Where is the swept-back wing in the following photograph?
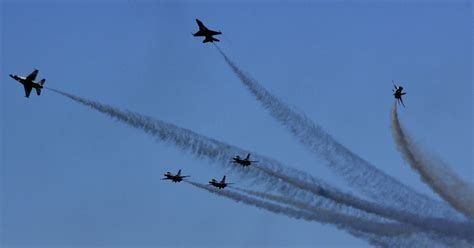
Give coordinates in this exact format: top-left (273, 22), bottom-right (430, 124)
top-left (399, 98), bottom-right (405, 107)
top-left (24, 85), bottom-right (32, 98)
top-left (26, 69), bottom-right (38, 81)
top-left (196, 19), bottom-right (206, 30)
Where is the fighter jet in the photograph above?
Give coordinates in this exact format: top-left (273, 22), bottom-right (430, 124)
top-left (392, 80), bottom-right (407, 107)
top-left (162, 169), bottom-right (190, 183)
top-left (9, 69), bottom-right (46, 98)
top-left (209, 175), bottom-right (232, 189)
top-left (192, 19), bottom-right (222, 43)
top-left (231, 153), bottom-right (258, 167)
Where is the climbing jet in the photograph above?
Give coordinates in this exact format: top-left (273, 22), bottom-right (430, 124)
top-left (162, 169), bottom-right (190, 183)
top-left (231, 153), bottom-right (258, 167)
top-left (209, 176), bottom-right (232, 189)
top-left (9, 69), bottom-right (46, 98)
top-left (192, 19), bottom-right (222, 43)
top-left (392, 80), bottom-right (407, 107)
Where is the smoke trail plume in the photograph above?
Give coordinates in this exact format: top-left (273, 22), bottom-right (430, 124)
top-left (391, 104), bottom-right (474, 219)
top-left (192, 182), bottom-right (470, 248)
top-left (233, 177), bottom-right (474, 243)
top-left (213, 44), bottom-right (462, 220)
top-left (187, 181), bottom-right (414, 237)
top-left (48, 88), bottom-right (473, 242)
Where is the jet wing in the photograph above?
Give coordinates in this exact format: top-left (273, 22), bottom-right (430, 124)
top-left (193, 30), bottom-right (205, 36)
top-left (26, 69), bottom-right (38, 81)
top-left (195, 19), bottom-right (206, 30)
top-left (24, 85), bottom-right (32, 98)
top-left (399, 98), bottom-right (405, 107)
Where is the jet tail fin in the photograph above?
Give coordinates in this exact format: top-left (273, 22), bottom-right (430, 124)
top-left (222, 176), bottom-right (226, 183)
top-left (39, 79), bottom-right (46, 86)
top-left (177, 169), bottom-right (181, 176)
top-left (35, 88), bottom-right (42, 96)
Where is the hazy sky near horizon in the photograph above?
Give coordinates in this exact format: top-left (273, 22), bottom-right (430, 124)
top-left (1, 1), bottom-right (472, 247)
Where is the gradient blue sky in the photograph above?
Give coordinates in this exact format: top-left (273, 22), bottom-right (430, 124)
top-left (1, 1), bottom-right (472, 247)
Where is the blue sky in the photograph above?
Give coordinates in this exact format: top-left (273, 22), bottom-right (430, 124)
top-left (1, 1), bottom-right (472, 247)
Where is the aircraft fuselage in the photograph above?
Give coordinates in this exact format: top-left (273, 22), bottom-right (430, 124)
top-left (209, 181), bottom-right (226, 189)
top-left (234, 159), bottom-right (251, 166)
top-left (163, 174), bottom-right (184, 183)
top-left (9, 74), bottom-right (43, 90)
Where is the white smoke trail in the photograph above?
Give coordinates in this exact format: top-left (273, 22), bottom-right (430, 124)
top-left (186, 182), bottom-right (414, 238)
top-left (191, 182), bottom-right (469, 248)
top-left (255, 165), bottom-right (474, 242)
top-left (213, 44), bottom-right (462, 221)
top-left (47, 88), bottom-right (473, 242)
top-left (390, 104), bottom-right (474, 219)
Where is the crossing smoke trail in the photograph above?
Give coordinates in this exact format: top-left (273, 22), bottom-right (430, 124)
top-left (45, 88), bottom-right (368, 215)
top-left (256, 164), bottom-right (474, 242)
top-left (213, 44), bottom-right (462, 221)
top-left (390, 104), bottom-right (474, 219)
top-left (231, 187), bottom-right (472, 248)
top-left (47, 88), bottom-right (473, 242)
top-left (186, 181), bottom-right (418, 246)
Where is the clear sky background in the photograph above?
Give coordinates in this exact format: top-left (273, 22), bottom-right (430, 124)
top-left (1, 1), bottom-right (472, 247)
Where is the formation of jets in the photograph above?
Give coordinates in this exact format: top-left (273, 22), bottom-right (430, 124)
top-left (161, 170), bottom-right (232, 189)
top-left (9, 19), bottom-right (409, 191)
top-left (161, 154), bottom-right (243, 189)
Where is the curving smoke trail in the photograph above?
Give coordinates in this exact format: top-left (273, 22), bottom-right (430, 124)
top-left (213, 44), bottom-right (462, 221)
top-left (47, 88), bottom-right (473, 242)
top-left (390, 104), bottom-right (474, 219)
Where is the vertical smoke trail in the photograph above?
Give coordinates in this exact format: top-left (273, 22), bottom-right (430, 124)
top-left (47, 88), bottom-right (473, 242)
top-left (213, 44), bottom-right (461, 220)
top-left (390, 104), bottom-right (474, 219)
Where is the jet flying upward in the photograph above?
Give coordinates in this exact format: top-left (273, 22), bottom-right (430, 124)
top-left (162, 169), bottom-right (190, 183)
top-left (209, 176), bottom-right (232, 189)
top-left (392, 80), bottom-right (407, 107)
top-left (192, 19), bottom-right (222, 43)
top-left (231, 153), bottom-right (258, 167)
top-left (9, 69), bottom-right (46, 98)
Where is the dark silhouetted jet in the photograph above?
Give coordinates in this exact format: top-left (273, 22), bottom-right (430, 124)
top-left (209, 175), bottom-right (232, 189)
top-left (231, 153), bottom-right (258, 167)
top-left (162, 169), bottom-right (190, 183)
top-left (193, 19), bottom-right (221, 43)
top-left (392, 80), bottom-right (407, 107)
top-left (9, 69), bottom-right (46, 98)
